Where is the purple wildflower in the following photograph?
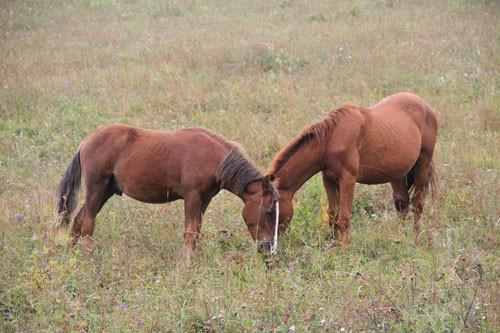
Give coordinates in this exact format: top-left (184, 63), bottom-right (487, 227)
top-left (119, 303), bottom-right (127, 311)
top-left (15, 214), bottom-right (22, 222)
top-left (4, 310), bottom-right (13, 319)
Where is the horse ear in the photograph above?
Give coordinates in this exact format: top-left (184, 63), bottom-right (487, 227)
top-left (269, 178), bottom-right (280, 201)
top-left (261, 174), bottom-right (276, 195)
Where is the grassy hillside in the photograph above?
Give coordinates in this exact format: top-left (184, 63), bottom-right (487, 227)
top-left (0, 0), bottom-right (498, 331)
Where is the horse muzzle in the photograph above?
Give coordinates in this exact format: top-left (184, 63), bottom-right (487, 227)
top-left (257, 240), bottom-right (275, 255)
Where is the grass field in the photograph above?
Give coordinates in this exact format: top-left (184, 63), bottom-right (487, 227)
top-left (1, 0), bottom-right (499, 331)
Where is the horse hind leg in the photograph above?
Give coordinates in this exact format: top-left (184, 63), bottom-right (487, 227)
top-left (410, 154), bottom-right (434, 243)
top-left (71, 176), bottom-right (116, 249)
top-left (390, 179), bottom-right (410, 220)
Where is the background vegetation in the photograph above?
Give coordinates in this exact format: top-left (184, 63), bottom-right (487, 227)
top-left (0, 0), bottom-right (498, 331)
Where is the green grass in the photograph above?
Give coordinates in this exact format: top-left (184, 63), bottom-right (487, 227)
top-left (1, 0), bottom-right (499, 331)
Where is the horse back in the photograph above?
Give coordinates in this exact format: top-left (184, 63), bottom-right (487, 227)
top-left (78, 124), bottom-right (228, 203)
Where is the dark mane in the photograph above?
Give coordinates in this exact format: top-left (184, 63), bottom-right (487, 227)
top-left (182, 127), bottom-right (262, 194)
top-left (216, 149), bottom-right (263, 195)
top-left (269, 105), bottom-right (352, 174)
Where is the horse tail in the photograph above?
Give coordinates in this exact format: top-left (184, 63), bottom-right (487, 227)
top-left (428, 160), bottom-right (438, 198)
top-left (405, 168), bottom-right (415, 200)
top-left (406, 159), bottom-right (438, 199)
top-left (56, 149), bottom-right (82, 228)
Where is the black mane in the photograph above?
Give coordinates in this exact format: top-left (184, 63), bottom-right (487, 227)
top-left (217, 149), bottom-right (262, 195)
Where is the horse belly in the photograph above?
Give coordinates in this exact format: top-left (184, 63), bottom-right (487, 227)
top-left (357, 130), bottom-right (421, 184)
top-left (117, 174), bottom-right (182, 203)
top-left (113, 157), bottom-right (183, 204)
top-left (357, 157), bottom-right (417, 184)
top-left (124, 185), bottom-right (181, 203)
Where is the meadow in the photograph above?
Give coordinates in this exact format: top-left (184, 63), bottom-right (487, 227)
top-left (0, 0), bottom-right (498, 331)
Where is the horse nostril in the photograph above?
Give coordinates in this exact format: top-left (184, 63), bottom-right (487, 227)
top-left (258, 241), bottom-right (272, 254)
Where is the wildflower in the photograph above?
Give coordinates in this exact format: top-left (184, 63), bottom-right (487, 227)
top-left (119, 303), bottom-right (127, 311)
top-left (4, 310), bottom-right (13, 319)
top-left (15, 214), bottom-right (22, 222)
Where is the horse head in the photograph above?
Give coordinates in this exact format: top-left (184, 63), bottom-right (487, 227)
top-left (242, 174), bottom-right (294, 255)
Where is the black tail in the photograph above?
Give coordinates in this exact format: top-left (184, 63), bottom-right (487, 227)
top-left (57, 149), bottom-right (81, 228)
top-left (406, 160), bottom-right (438, 200)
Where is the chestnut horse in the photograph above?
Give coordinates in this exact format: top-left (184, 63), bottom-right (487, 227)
top-left (256, 92), bottom-right (438, 252)
top-left (57, 124), bottom-right (274, 259)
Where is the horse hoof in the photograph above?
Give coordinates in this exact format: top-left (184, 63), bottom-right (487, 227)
top-left (80, 237), bottom-right (94, 252)
top-left (183, 248), bottom-right (193, 264)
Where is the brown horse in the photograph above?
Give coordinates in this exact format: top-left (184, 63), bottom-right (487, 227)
top-left (256, 92), bottom-right (438, 252)
top-left (56, 124), bottom-right (275, 259)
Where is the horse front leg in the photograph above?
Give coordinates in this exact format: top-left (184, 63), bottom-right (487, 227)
top-left (322, 173), bottom-right (340, 236)
top-left (183, 193), bottom-right (202, 262)
top-left (334, 173), bottom-right (356, 245)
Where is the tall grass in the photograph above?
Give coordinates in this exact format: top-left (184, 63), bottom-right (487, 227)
top-left (1, 0), bottom-right (498, 331)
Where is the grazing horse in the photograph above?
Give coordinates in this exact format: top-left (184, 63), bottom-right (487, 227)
top-left (255, 92), bottom-right (438, 253)
top-left (56, 124), bottom-right (274, 260)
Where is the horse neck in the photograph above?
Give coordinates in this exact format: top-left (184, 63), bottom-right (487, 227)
top-left (273, 139), bottom-right (324, 196)
top-left (216, 148), bottom-right (263, 199)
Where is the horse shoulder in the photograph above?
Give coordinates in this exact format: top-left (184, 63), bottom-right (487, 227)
top-left (323, 110), bottom-right (365, 173)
